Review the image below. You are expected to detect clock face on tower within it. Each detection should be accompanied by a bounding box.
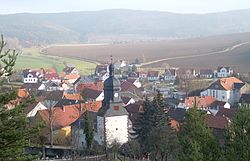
[114,93,118,98]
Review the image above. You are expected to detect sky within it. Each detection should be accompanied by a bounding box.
[0,0,250,14]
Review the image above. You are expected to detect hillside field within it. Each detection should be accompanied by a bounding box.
[15,47,96,75]
[43,33,250,73]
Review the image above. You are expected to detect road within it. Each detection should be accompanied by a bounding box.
[138,42,250,67]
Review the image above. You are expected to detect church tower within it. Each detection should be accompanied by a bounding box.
[97,58,129,147]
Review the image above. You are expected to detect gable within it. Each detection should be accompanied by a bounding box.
[27,102,47,118]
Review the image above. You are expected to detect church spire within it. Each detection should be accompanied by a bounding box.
[109,55,114,77]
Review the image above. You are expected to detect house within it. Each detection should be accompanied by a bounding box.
[22,69,40,83]
[217,66,233,78]
[147,71,159,81]
[178,68,196,79]
[63,66,79,75]
[39,81,63,91]
[139,71,147,80]
[200,77,245,104]
[121,96,135,106]
[99,72,109,81]
[71,101,103,148]
[37,90,64,108]
[80,88,104,101]
[121,80,144,98]
[114,60,127,69]
[37,104,85,145]
[18,88,29,98]
[20,83,43,93]
[164,68,177,81]
[63,93,83,101]
[216,107,236,119]
[239,94,250,107]
[95,64,109,76]
[168,108,187,130]
[125,101,144,139]
[44,72,60,82]
[199,69,214,78]
[64,74,80,84]
[76,81,104,92]
[205,114,229,144]
[127,78,142,88]
[26,101,48,118]
[128,72,140,79]
[177,96,227,115]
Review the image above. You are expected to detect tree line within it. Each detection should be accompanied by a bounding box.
[122,91,250,161]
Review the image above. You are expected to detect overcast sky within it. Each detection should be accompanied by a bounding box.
[1,0,250,14]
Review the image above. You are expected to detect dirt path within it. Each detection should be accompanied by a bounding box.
[139,42,250,67]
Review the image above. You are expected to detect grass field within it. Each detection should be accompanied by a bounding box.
[43,32,250,73]
[15,47,96,75]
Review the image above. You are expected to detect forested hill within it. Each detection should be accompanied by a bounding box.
[1,9,250,44]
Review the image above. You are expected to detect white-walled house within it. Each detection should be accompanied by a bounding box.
[200,77,245,104]
[147,71,159,81]
[127,78,142,88]
[177,96,230,115]
[27,102,48,118]
[217,67,233,78]
[164,68,177,81]
[23,70,40,83]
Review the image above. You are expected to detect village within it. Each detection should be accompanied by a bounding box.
[6,56,250,159]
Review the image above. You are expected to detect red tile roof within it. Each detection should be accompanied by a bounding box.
[184,96,217,108]
[147,71,159,77]
[38,100,102,130]
[64,74,80,80]
[81,88,103,100]
[121,81,137,92]
[220,77,243,90]
[18,88,29,98]
[205,115,228,129]
[63,93,83,101]
[44,73,59,80]
[38,105,83,130]
[216,107,236,119]
[77,82,104,92]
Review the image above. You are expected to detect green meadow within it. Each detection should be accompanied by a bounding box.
[15,47,96,75]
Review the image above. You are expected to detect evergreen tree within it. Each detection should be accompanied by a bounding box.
[149,91,179,160]
[223,104,250,161]
[132,98,154,156]
[152,91,168,127]
[133,92,179,160]
[177,107,221,161]
[84,113,94,149]
[0,35,40,160]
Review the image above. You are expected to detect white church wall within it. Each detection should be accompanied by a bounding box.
[105,115,128,146]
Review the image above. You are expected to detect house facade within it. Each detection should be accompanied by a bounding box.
[164,68,177,81]
[217,67,233,78]
[201,77,244,104]
[147,71,159,81]
[23,70,39,83]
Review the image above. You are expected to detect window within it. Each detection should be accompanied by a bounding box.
[114,106,119,110]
